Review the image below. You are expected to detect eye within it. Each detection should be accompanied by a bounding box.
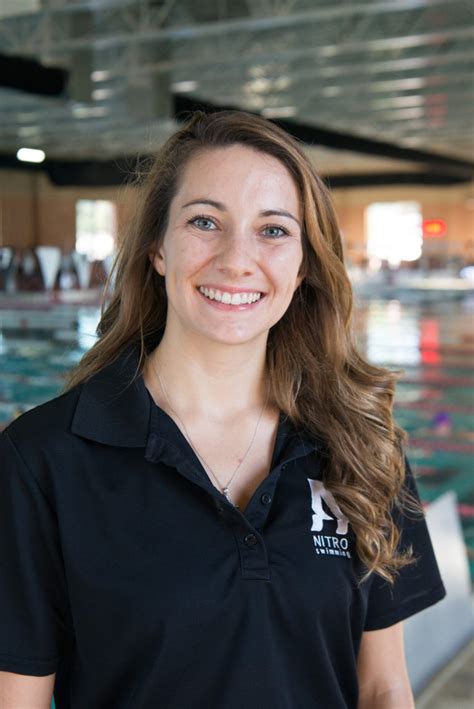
[262,224,289,239]
[188,215,217,231]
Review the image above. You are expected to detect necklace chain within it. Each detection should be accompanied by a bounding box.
[150,356,269,509]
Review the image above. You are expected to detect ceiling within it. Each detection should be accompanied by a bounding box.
[1,0,473,183]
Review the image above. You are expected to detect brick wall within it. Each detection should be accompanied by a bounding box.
[1,169,473,266]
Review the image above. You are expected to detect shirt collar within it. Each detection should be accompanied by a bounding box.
[70,346,322,465]
[71,346,151,447]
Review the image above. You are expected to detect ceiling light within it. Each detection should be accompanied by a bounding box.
[91,70,112,82]
[372,96,425,109]
[321,86,342,97]
[17,148,45,163]
[370,78,426,92]
[92,88,114,100]
[389,107,425,119]
[262,106,297,118]
[72,105,109,118]
[171,80,199,93]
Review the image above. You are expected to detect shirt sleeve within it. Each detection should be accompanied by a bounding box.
[364,456,446,631]
[0,430,70,675]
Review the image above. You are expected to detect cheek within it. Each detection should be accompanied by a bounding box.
[271,246,303,289]
[163,240,212,284]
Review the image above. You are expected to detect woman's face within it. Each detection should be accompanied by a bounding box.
[151,144,304,349]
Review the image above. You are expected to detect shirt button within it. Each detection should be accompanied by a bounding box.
[243,533,258,547]
[260,493,272,505]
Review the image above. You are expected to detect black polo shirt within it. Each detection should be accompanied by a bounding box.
[0,349,446,708]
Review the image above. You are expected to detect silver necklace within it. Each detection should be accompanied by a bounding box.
[150,357,269,509]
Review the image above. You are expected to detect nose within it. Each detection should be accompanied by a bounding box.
[215,229,256,277]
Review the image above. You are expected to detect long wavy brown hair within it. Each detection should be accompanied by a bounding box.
[67,109,419,584]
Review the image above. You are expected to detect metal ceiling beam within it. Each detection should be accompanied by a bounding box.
[1,1,471,165]
[2,3,471,54]
[237,64,474,93]
[4,89,472,133]
[83,46,472,96]
[173,94,474,172]
[213,74,473,112]
[8,0,464,24]
[41,0,141,13]
[56,29,474,80]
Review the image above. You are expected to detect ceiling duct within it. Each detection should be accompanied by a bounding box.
[0,52,67,96]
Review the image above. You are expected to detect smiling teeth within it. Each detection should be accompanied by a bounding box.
[199,287,262,305]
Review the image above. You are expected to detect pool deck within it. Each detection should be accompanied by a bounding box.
[416,638,474,708]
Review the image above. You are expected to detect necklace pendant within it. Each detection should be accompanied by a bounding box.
[223,488,239,509]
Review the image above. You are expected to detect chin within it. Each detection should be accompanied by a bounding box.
[199,328,267,347]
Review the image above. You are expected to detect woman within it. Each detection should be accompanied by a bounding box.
[0,110,445,708]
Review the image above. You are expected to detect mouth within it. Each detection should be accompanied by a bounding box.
[197,286,265,306]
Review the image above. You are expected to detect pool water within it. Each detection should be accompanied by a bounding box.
[1,297,473,583]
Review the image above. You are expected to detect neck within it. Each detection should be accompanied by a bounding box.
[145,331,270,423]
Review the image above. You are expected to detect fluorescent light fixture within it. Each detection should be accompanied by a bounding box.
[321,86,342,97]
[171,80,199,93]
[245,76,291,94]
[17,147,45,163]
[372,95,425,110]
[246,78,272,93]
[92,88,114,100]
[72,105,109,118]
[91,70,112,82]
[262,106,297,118]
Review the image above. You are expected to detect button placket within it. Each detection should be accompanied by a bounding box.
[243,533,258,547]
[237,526,269,580]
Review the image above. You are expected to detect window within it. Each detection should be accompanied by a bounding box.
[365,201,422,268]
[75,200,116,261]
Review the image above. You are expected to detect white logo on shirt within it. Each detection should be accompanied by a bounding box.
[307,479,351,558]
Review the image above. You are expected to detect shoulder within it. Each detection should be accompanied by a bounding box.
[3,346,150,466]
[2,386,83,454]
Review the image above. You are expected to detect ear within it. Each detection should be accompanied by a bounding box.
[294,272,304,291]
[295,250,306,290]
[149,246,166,277]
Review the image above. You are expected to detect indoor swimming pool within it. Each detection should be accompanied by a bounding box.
[1,295,473,581]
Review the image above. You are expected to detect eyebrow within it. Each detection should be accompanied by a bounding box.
[181,198,301,228]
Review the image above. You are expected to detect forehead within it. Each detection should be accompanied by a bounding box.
[176,145,301,209]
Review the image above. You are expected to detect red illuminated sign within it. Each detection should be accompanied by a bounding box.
[423,219,447,237]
